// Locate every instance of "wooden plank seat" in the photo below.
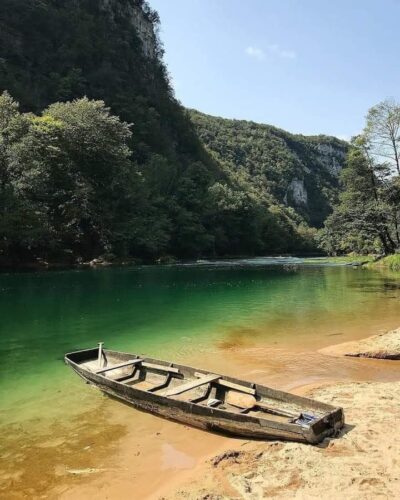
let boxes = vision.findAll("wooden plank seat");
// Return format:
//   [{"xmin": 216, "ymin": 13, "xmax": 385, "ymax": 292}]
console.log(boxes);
[
  {"xmin": 141, "ymin": 362, "xmax": 180, "ymax": 374},
  {"xmin": 162, "ymin": 374, "xmax": 220, "ymax": 397},
  {"xmin": 219, "ymin": 379, "xmax": 256, "ymax": 395},
  {"xmin": 194, "ymin": 372, "xmax": 256, "ymax": 395},
  {"xmin": 96, "ymin": 358, "xmax": 143, "ymax": 374}
]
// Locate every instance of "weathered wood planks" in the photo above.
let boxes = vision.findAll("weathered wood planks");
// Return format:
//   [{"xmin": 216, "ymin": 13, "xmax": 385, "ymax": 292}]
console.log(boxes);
[
  {"xmin": 96, "ymin": 358, "xmax": 143, "ymax": 374},
  {"xmin": 163, "ymin": 374, "xmax": 219, "ymax": 397}
]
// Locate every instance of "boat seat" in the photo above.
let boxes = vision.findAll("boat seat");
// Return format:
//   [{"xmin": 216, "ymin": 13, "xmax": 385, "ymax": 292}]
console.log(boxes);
[
  {"xmin": 162, "ymin": 374, "xmax": 220, "ymax": 397},
  {"xmin": 141, "ymin": 362, "xmax": 180, "ymax": 374},
  {"xmin": 96, "ymin": 358, "xmax": 143, "ymax": 374}
]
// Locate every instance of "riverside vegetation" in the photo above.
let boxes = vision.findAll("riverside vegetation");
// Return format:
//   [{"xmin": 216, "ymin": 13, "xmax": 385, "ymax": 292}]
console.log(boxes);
[
  {"xmin": 0, "ymin": 0, "xmax": 399, "ymax": 269},
  {"xmin": 0, "ymin": 0, "xmax": 344, "ymax": 268},
  {"xmin": 318, "ymin": 99, "xmax": 400, "ymax": 258}
]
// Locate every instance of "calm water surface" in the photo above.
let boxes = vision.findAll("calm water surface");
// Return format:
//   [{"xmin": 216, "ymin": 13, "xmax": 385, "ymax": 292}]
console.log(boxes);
[
  {"xmin": 1, "ymin": 258, "xmax": 400, "ymax": 424},
  {"xmin": 1, "ymin": 258, "xmax": 400, "ymax": 496}
]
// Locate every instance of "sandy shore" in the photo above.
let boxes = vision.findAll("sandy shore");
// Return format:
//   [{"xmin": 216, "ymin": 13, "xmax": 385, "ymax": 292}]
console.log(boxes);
[
  {"xmin": 157, "ymin": 328, "xmax": 400, "ymax": 499},
  {"xmin": 162, "ymin": 380, "xmax": 400, "ymax": 499},
  {"xmin": 320, "ymin": 327, "xmax": 400, "ymax": 360},
  {"xmin": 8, "ymin": 327, "xmax": 399, "ymax": 499}
]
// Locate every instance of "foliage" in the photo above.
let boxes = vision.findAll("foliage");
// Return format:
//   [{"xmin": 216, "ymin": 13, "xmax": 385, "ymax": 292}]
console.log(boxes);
[
  {"xmin": 364, "ymin": 99, "xmax": 400, "ymax": 176},
  {"xmin": 0, "ymin": 0, "xmax": 349, "ymax": 266},
  {"xmin": 369, "ymin": 254, "xmax": 400, "ymax": 271},
  {"xmin": 0, "ymin": 94, "xmax": 154, "ymax": 264},
  {"xmin": 189, "ymin": 109, "xmax": 348, "ymax": 228},
  {"xmin": 318, "ymin": 131, "xmax": 400, "ymax": 256}
]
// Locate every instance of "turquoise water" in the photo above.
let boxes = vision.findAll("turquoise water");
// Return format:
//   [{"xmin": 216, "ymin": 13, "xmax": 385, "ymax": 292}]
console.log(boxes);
[
  {"xmin": 1, "ymin": 258, "xmax": 400, "ymax": 428},
  {"xmin": 1, "ymin": 258, "xmax": 400, "ymax": 497}
]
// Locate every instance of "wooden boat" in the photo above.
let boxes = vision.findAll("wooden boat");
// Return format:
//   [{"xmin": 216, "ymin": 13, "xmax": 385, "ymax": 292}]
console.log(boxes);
[{"xmin": 65, "ymin": 345, "xmax": 344, "ymax": 444}]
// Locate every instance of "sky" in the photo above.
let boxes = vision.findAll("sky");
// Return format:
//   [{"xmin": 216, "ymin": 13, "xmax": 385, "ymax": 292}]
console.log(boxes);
[{"xmin": 150, "ymin": 0, "xmax": 400, "ymax": 139}]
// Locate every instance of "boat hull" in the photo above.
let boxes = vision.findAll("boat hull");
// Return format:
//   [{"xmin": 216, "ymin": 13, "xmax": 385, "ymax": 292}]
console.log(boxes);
[{"xmin": 65, "ymin": 348, "xmax": 344, "ymax": 444}]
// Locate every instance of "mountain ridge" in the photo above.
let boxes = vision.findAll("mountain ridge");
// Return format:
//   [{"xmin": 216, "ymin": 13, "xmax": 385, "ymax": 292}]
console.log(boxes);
[{"xmin": 188, "ymin": 109, "xmax": 348, "ymax": 228}]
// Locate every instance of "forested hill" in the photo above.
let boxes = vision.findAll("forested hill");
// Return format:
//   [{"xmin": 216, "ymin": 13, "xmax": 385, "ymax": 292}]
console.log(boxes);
[
  {"xmin": 0, "ymin": 0, "xmax": 209, "ymax": 170},
  {"xmin": 189, "ymin": 110, "xmax": 348, "ymax": 228},
  {"xmin": 0, "ymin": 0, "xmax": 347, "ymax": 268}
]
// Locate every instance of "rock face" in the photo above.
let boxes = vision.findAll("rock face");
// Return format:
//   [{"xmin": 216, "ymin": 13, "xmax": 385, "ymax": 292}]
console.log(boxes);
[
  {"xmin": 284, "ymin": 142, "xmax": 347, "ymax": 208},
  {"xmin": 284, "ymin": 178, "xmax": 308, "ymax": 206},
  {"xmin": 100, "ymin": 0, "xmax": 157, "ymax": 58},
  {"xmin": 316, "ymin": 143, "xmax": 347, "ymax": 176}
]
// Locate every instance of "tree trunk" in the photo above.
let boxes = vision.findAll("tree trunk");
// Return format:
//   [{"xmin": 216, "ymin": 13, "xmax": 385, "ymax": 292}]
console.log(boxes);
[
  {"xmin": 392, "ymin": 138, "xmax": 400, "ymax": 176},
  {"xmin": 394, "ymin": 211, "xmax": 400, "ymax": 248}
]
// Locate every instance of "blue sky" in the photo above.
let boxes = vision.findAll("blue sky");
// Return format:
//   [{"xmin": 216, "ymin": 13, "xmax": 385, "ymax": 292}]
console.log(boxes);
[{"xmin": 150, "ymin": 0, "xmax": 400, "ymax": 139}]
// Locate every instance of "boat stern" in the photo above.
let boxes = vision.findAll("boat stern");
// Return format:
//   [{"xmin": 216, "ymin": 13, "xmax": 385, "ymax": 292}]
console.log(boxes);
[{"xmin": 305, "ymin": 406, "xmax": 345, "ymax": 444}]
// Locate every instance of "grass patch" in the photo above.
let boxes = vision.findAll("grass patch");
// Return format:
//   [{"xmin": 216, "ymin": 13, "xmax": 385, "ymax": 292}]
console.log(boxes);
[
  {"xmin": 368, "ymin": 254, "xmax": 400, "ymax": 271},
  {"xmin": 307, "ymin": 255, "xmax": 376, "ymax": 265}
]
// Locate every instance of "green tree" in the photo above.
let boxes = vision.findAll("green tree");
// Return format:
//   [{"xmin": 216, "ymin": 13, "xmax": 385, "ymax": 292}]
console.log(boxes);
[
  {"xmin": 0, "ymin": 92, "xmax": 48, "ymax": 265},
  {"xmin": 0, "ymin": 94, "xmax": 160, "ymax": 264},
  {"xmin": 318, "ymin": 143, "xmax": 397, "ymax": 255},
  {"xmin": 365, "ymin": 98, "xmax": 400, "ymax": 176}
]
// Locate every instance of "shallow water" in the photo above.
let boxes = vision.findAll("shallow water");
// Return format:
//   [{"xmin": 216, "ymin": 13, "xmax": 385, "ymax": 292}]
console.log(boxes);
[{"xmin": 1, "ymin": 259, "xmax": 400, "ymax": 497}]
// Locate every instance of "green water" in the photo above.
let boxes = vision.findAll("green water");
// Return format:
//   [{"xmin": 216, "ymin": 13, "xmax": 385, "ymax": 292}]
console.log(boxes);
[{"xmin": 1, "ymin": 258, "xmax": 400, "ymax": 430}]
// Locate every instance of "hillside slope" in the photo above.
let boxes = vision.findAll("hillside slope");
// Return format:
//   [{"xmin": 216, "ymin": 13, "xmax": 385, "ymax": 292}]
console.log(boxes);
[
  {"xmin": 189, "ymin": 110, "xmax": 348, "ymax": 228},
  {"xmin": 0, "ymin": 0, "xmax": 347, "ymax": 266}
]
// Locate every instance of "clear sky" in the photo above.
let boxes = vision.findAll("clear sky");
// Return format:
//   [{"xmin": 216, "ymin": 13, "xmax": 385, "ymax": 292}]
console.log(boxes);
[{"xmin": 150, "ymin": 0, "xmax": 400, "ymax": 139}]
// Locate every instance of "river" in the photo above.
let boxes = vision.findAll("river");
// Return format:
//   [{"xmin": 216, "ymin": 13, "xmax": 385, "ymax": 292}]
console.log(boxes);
[{"xmin": 1, "ymin": 258, "xmax": 400, "ymax": 498}]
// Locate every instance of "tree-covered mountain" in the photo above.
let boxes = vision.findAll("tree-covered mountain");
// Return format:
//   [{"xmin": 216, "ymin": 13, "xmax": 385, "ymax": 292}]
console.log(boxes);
[
  {"xmin": 0, "ymin": 0, "xmax": 348, "ymax": 267},
  {"xmin": 189, "ymin": 110, "xmax": 348, "ymax": 228}
]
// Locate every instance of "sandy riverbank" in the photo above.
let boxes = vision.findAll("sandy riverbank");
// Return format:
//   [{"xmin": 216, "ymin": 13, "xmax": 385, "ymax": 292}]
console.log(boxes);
[
  {"xmin": 8, "ymin": 328, "xmax": 399, "ymax": 499},
  {"xmin": 160, "ymin": 380, "xmax": 400, "ymax": 499},
  {"xmin": 320, "ymin": 327, "xmax": 400, "ymax": 360},
  {"xmin": 157, "ymin": 329, "xmax": 400, "ymax": 499},
  {"xmin": 55, "ymin": 329, "xmax": 400, "ymax": 500}
]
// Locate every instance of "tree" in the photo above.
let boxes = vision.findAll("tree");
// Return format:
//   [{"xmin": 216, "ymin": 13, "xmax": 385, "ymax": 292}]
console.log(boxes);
[
  {"xmin": 318, "ymin": 142, "xmax": 398, "ymax": 255},
  {"xmin": 319, "ymin": 98, "xmax": 400, "ymax": 257},
  {"xmin": 0, "ymin": 91, "xmax": 49, "ymax": 265},
  {"xmin": 0, "ymin": 94, "xmax": 158, "ymax": 264},
  {"xmin": 364, "ymin": 98, "xmax": 400, "ymax": 176}
]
